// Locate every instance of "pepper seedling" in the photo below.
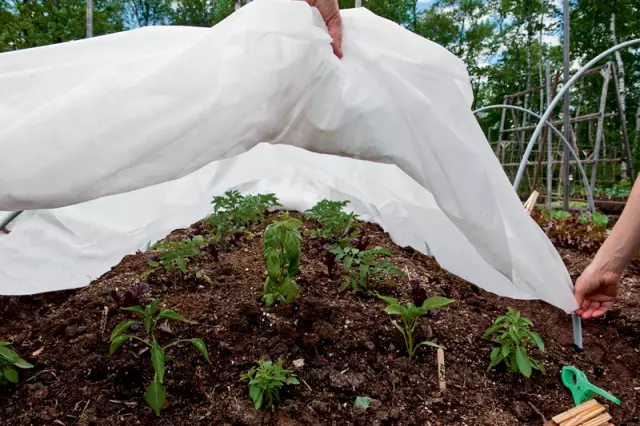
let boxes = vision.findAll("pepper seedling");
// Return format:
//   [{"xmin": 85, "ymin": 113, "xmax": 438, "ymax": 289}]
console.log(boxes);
[
  {"xmin": 109, "ymin": 299, "xmax": 209, "ymax": 416},
  {"xmin": 377, "ymin": 292, "xmax": 454, "ymax": 359},
  {"xmin": 0, "ymin": 342, "xmax": 33, "ymax": 386}
]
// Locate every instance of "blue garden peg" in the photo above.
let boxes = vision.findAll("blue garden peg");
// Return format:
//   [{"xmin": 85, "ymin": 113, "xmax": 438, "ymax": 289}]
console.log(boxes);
[{"xmin": 561, "ymin": 366, "xmax": 620, "ymax": 406}]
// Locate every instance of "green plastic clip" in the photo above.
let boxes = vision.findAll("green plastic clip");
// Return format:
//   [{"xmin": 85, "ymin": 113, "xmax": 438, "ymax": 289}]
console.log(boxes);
[{"xmin": 561, "ymin": 366, "xmax": 620, "ymax": 406}]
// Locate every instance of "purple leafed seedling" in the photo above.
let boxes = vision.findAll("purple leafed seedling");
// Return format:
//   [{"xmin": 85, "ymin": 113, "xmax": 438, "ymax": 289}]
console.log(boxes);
[
  {"xmin": 110, "ymin": 283, "xmax": 149, "ymax": 307},
  {"xmin": 353, "ymin": 233, "xmax": 369, "ymax": 251},
  {"xmin": 410, "ymin": 280, "xmax": 427, "ymax": 307},
  {"xmin": 325, "ymin": 250, "xmax": 335, "ymax": 278}
]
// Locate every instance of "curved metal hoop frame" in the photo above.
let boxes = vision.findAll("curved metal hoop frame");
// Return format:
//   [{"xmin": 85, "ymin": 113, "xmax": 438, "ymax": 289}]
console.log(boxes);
[
  {"xmin": 473, "ymin": 104, "xmax": 595, "ymax": 212},
  {"xmin": 514, "ymin": 38, "xmax": 640, "ymax": 192}
]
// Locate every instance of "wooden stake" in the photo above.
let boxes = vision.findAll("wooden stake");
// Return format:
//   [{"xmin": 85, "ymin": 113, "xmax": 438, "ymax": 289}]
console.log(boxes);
[
  {"xmin": 552, "ymin": 399, "xmax": 600, "ymax": 424},
  {"xmin": 560, "ymin": 405, "xmax": 606, "ymax": 426},
  {"xmin": 577, "ymin": 406, "xmax": 607, "ymax": 423},
  {"xmin": 437, "ymin": 348, "xmax": 446, "ymax": 392},
  {"xmin": 404, "ymin": 266, "xmax": 412, "ymax": 281},
  {"xmin": 524, "ymin": 190, "xmax": 540, "ymax": 215},
  {"xmin": 583, "ymin": 413, "xmax": 612, "ymax": 426}
]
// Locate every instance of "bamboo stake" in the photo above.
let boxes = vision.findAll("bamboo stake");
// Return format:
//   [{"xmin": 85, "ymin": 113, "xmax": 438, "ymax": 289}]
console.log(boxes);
[
  {"xmin": 560, "ymin": 405, "xmax": 606, "ymax": 426},
  {"xmin": 437, "ymin": 348, "xmax": 446, "ymax": 392},
  {"xmin": 552, "ymin": 399, "xmax": 600, "ymax": 424},
  {"xmin": 524, "ymin": 191, "xmax": 539, "ymax": 215},
  {"xmin": 583, "ymin": 413, "xmax": 612, "ymax": 426}
]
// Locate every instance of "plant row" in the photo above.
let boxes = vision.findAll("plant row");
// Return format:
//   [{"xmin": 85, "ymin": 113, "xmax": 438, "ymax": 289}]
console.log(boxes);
[{"xmin": 0, "ymin": 192, "xmax": 547, "ymax": 418}]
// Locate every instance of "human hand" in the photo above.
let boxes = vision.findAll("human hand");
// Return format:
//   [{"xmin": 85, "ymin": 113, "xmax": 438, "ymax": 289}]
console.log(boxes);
[
  {"xmin": 574, "ymin": 263, "xmax": 620, "ymax": 319},
  {"xmin": 306, "ymin": 0, "xmax": 343, "ymax": 58}
]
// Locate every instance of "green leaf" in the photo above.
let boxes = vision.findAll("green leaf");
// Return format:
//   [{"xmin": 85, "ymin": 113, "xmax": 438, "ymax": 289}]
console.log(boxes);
[
  {"xmin": 416, "ymin": 341, "xmax": 443, "ymax": 349},
  {"xmin": 494, "ymin": 315, "xmax": 507, "ymax": 324},
  {"xmin": 285, "ymin": 377, "xmax": 299, "ymax": 385},
  {"xmin": 109, "ymin": 335, "xmax": 133, "ymax": 355},
  {"xmin": 111, "ymin": 321, "xmax": 139, "ymax": 342},
  {"xmin": 516, "ymin": 347, "xmax": 532, "ymax": 378},
  {"xmin": 343, "ymin": 256, "xmax": 354, "ymax": 270},
  {"xmin": 176, "ymin": 258, "xmax": 187, "ymax": 274},
  {"xmin": 520, "ymin": 317, "xmax": 534, "ymax": 327},
  {"xmin": 265, "ymin": 249, "xmax": 281, "ymax": 282},
  {"xmin": 501, "ymin": 342, "xmax": 512, "ymax": 358},
  {"xmin": 249, "ymin": 385, "xmax": 262, "ymax": 407},
  {"xmin": 526, "ymin": 331, "xmax": 545, "ymax": 352},
  {"xmin": 376, "ymin": 294, "xmax": 399, "ymax": 306},
  {"xmin": 157, "ymin": 309, "xmax": 189, "ymax": 323},
  {"xmin": 280, "ymin": 278, "xmax": 298, "ymax": 303},
  {"xmin": 262, "ymin": 293, "xmax": 276, "ymax": 307},
  {"xmin": 0, "ymin": 342, "xmax": 10, "ymax": 347},
  {"xmin": 3, "ymin": 366, "xmax": 18, "ymax": 383},
  {"xmin": 151, "ymin": 342, "xmax": 165, "ymax": 384},
  {"xmin": 144, "ymin": 316, "xmax": 153, "ymax": 334},
  {"xmin": 12, "ymin": 358, "xmax": 33, "ymax": 369},
  {"xmin": 488, "ymin": 351, "xmax": 504, "ymax": 371},
  {"xmin": 490, "ymin": 347, "xmax": 500, "ymax": 361},
  {"xmin": 354, "ymin": 396, "xmax": 372, "ymax": 410},
  {"xmin": 254, "ymin": 388, "xmax": 264, "ymax": 410},
  {"xmin": 484, "ymin": 324, "xmax": 502, "ymax": 337},
  {"xmin": 331, "ymin": 247, "xmax": 345, "ymax": 259},
  {"xmin": 146, "ymin": 380, "xmax": 166, "ymax": 417},
  {"xmin": 385, "ymin": 304, "xmax": 408, "ymax": 316},
  {"xmin": 386, "ymin": 266, "xmax": 403, "ymax": 276},
  {"xmin": 148, "ymin": 260, "xmax": 160, "ymax": 268},
  {"xmin": 189, "ymin": 339, "xmax": 209, "ymax": 361},
  {"xmin": 123, "ymin": 306, "xmax": 146, "ymax": 317},
  {"xmin": 372, "ymin": 247, "xmax": 391, "ymax": 256},
  {"xmin": 0, "ymin": 346, "xmax": 18, "ymax": 362},
  {"xmin": 421, "ymin": 297, "xmax": 455, "ymax": 311},
  {"xmin": 148, "ymin": 299, "xmax": 160, "ymax": 316},
  {"xmin": 508, "ymin": 327, "xmax": 519, "ymax": 343},
  {"xmin": 532, "ymin": 359, "xmax": 546, "ymax": 374}
]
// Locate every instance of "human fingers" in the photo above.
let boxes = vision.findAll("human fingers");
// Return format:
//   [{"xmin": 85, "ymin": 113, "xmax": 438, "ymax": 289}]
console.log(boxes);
[
  {"xmin": 581, "ymin": 301, "xmax": 601, "ymax": 320},
  {"xmin": 590, "ymin": 300, "xmax": 614, "ymax": 318},
  {"xmin": 326, "ymin": 14, "xmax": 343, "ymax": 58}
]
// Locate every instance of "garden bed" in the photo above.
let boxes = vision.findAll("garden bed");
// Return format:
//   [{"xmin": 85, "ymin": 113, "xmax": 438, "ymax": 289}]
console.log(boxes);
[{"xmin": 0, "ymin": 213, "xmax": 639, "ymax": 425}]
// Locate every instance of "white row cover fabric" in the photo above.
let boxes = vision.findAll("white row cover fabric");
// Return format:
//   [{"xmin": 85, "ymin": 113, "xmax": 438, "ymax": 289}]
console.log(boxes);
[
  {"xmin": 1, "ymin": 144, "xmax": 575, "ymax": 310},
  {"xmin": 0, "ymin": 0, "xmax": 578, "ymax": 311}
]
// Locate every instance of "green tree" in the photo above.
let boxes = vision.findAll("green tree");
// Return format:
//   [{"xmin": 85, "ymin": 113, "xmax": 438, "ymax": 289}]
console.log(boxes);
[
  {"xmin": 123, "ymin": 0, "xmax": 172, "ymax": 27},
  {"xmin": 0, "ymin": 0, "xmax": 124, "ymax": 52},
  {"xmin": 171, "ymin": 0, "xmax": 235, "ymax": 27},
  {"xmin": 570, "ymin": 0, "xmax": 640, "ymax": 165}
]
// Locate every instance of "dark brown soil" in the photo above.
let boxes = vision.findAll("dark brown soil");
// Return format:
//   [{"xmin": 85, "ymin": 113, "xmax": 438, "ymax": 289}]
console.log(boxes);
[{"xmin": 1, "ymin": 213, "xmax": 639, "ymax": 426}]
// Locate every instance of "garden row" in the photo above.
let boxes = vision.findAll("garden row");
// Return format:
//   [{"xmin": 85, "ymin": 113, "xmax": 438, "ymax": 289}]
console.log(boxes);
[{"xmin": 2, "ymin": 192, "xmax": 547, "ymax": 419}]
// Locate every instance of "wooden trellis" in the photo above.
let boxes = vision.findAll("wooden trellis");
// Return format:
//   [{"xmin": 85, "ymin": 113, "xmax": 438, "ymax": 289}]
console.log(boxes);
[{"xmin": 492, "ymin": 61, "xmax": 634, "ymax": 198}]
